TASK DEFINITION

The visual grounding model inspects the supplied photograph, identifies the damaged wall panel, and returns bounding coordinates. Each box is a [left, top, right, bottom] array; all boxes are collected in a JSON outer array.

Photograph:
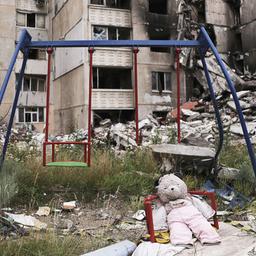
[[213, 26, 239, 53], [205, 0, 236, 27], [240, 0, 256, 25]]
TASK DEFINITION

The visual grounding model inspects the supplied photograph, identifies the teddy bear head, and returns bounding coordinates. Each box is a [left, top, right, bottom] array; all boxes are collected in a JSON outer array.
[[156, 174, 188, 203]]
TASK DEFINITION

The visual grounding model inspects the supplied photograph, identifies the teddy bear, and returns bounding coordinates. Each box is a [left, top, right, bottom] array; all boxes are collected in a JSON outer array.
[[156, 174, 221, 246]]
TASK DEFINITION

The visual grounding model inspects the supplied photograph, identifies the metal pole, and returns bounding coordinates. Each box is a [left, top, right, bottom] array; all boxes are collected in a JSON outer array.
[[133, 48, 140, 145], [200, 26, 256, 177], [87, 48, 94, 167], [199, 51, 224, 173], [176, 48, 181, 144], [0, 30, 31, 104], [45, 48, 53, 142], [0, 48, 30, 169]]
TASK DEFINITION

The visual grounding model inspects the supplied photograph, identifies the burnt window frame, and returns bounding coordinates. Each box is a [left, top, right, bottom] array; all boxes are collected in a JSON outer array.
[[93, 67, 133, 90], [92, 25, 131, 40], [148, 0, 168, 15], [90, 0, 130, 9], [152, 71, 172, 93]]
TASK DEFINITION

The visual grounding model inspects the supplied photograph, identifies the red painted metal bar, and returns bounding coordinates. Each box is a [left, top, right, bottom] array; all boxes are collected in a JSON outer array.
[[190, 191, 219, 229], [43, 48, 53, 166], [44, 141, 88, 145], [51, 143, 55, 162], [88, 48, 94, 167], [133, 48, 140, 145], [176, 48, 181, 144], [84, 144, 87, 163], [144, 195, 158, 242]]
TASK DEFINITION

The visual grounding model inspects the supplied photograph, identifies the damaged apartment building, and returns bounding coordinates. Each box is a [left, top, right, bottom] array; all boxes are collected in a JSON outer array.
[[0, 0, 255, 133], [0, 0, 48, 131], [51, 0, 184, 133]]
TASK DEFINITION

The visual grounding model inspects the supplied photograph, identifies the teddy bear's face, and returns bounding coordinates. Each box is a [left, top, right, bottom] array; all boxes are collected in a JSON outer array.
[[157, 174, 187, 203]]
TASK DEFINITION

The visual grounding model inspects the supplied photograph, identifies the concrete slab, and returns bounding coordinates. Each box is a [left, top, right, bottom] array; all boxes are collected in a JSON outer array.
[[151, 144, 215, 158], [179, 222, 256, 256]]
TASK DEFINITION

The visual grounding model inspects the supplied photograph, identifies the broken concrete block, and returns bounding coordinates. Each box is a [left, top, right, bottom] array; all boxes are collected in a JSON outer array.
[[230, 122, 256, 135], [227, 100, 250, 111], [151, 144, 215, 158], [218, 167, 241, 180], [99, 119, 112, 127]]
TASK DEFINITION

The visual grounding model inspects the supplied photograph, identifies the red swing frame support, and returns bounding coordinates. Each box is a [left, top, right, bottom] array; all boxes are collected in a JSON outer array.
[[43, 48, 93, 167]]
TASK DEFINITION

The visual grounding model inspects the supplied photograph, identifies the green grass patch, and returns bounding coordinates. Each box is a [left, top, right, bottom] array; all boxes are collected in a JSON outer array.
[[0, 234, 84, 256], [10, 148, 158, 207]]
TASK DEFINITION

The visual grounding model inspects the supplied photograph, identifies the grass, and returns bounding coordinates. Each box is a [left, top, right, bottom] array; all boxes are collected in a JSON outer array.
[[0, 234, 84, 256], [9, 147, 159, 208], [219, 142, 256, 196]]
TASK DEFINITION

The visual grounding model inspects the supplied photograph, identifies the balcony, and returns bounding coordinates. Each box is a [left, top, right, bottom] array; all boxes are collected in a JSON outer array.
[[92, 89, 134, 109], [18, 91, 46, 107], [16, 27, 48, 41], [15, 59, 47, 75], [89, 5, 131, 27], [93, 48, 132, 67]]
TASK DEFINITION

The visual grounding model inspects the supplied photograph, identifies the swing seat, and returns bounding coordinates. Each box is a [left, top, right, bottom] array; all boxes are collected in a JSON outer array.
[[46, 161, 88, 168], [43, 141, 89, 168]]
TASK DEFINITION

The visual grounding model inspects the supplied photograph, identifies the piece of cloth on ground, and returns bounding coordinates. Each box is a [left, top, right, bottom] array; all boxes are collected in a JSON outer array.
[[132, 242, 185, 256]]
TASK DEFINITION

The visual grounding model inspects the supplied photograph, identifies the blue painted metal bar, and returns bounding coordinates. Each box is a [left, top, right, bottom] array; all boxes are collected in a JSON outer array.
[[199, 26, 256, 177], [29, 39, 201, 48], [0, 29, 31, 104], [0, 48, 30, 169], [199, 51, 224, 172]]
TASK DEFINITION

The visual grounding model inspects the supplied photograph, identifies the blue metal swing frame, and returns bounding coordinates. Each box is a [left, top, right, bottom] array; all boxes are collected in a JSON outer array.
[[0, 27, 256, 177]]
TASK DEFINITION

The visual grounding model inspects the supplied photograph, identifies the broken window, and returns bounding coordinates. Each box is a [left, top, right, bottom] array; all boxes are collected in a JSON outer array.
[[18, 107, 45, 123], [18, 75, 46, 92], [150, 33, 170, 53], [152, 72, 171, 93], [28, 49, 46, 60], [94, 110, 134, 126], [93, 67, 132, 89], [27, 13, 36, 27], [90, 0, 130, 9], [91, 0, 104, 4], [93, 26, 130, 40], [16, 12, 46, 29], [149, 0, 167, 14]]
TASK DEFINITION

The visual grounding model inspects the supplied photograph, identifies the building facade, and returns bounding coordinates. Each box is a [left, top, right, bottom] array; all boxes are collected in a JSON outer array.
[[1, 0, 255, 134], [50, 0, 185, 134], [0, 0, 49, 131]]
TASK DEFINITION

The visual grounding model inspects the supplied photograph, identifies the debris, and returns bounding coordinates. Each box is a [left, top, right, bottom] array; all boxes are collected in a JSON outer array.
[[62, 201, 77, 210], [35, 206, 51, 216], [132, 242, 185, 256], [217, 166, 241, 180], [132, 210, 146, 221], [5, 213, 47, 230], [81, 240, 137, 256]]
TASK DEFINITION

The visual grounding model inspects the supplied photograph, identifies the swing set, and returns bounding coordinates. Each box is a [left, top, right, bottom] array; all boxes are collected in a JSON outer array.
[[0, 27, 256, 176]]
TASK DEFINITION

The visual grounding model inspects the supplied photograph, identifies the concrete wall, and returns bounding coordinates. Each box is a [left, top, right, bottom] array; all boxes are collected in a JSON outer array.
[[0, 0, 16, 122], [131, 0, 185, 118], [240, 0, 256, 74]]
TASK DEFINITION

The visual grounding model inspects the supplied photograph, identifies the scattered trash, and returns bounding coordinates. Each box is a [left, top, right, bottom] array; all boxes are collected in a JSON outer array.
[[81, 240, 136, 256], [62, 201, 77, 210], [132, 242, 184, 256], [132, 210, 146, 221], [5, 213, 47, 230], [35, 206, 51, 216]]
